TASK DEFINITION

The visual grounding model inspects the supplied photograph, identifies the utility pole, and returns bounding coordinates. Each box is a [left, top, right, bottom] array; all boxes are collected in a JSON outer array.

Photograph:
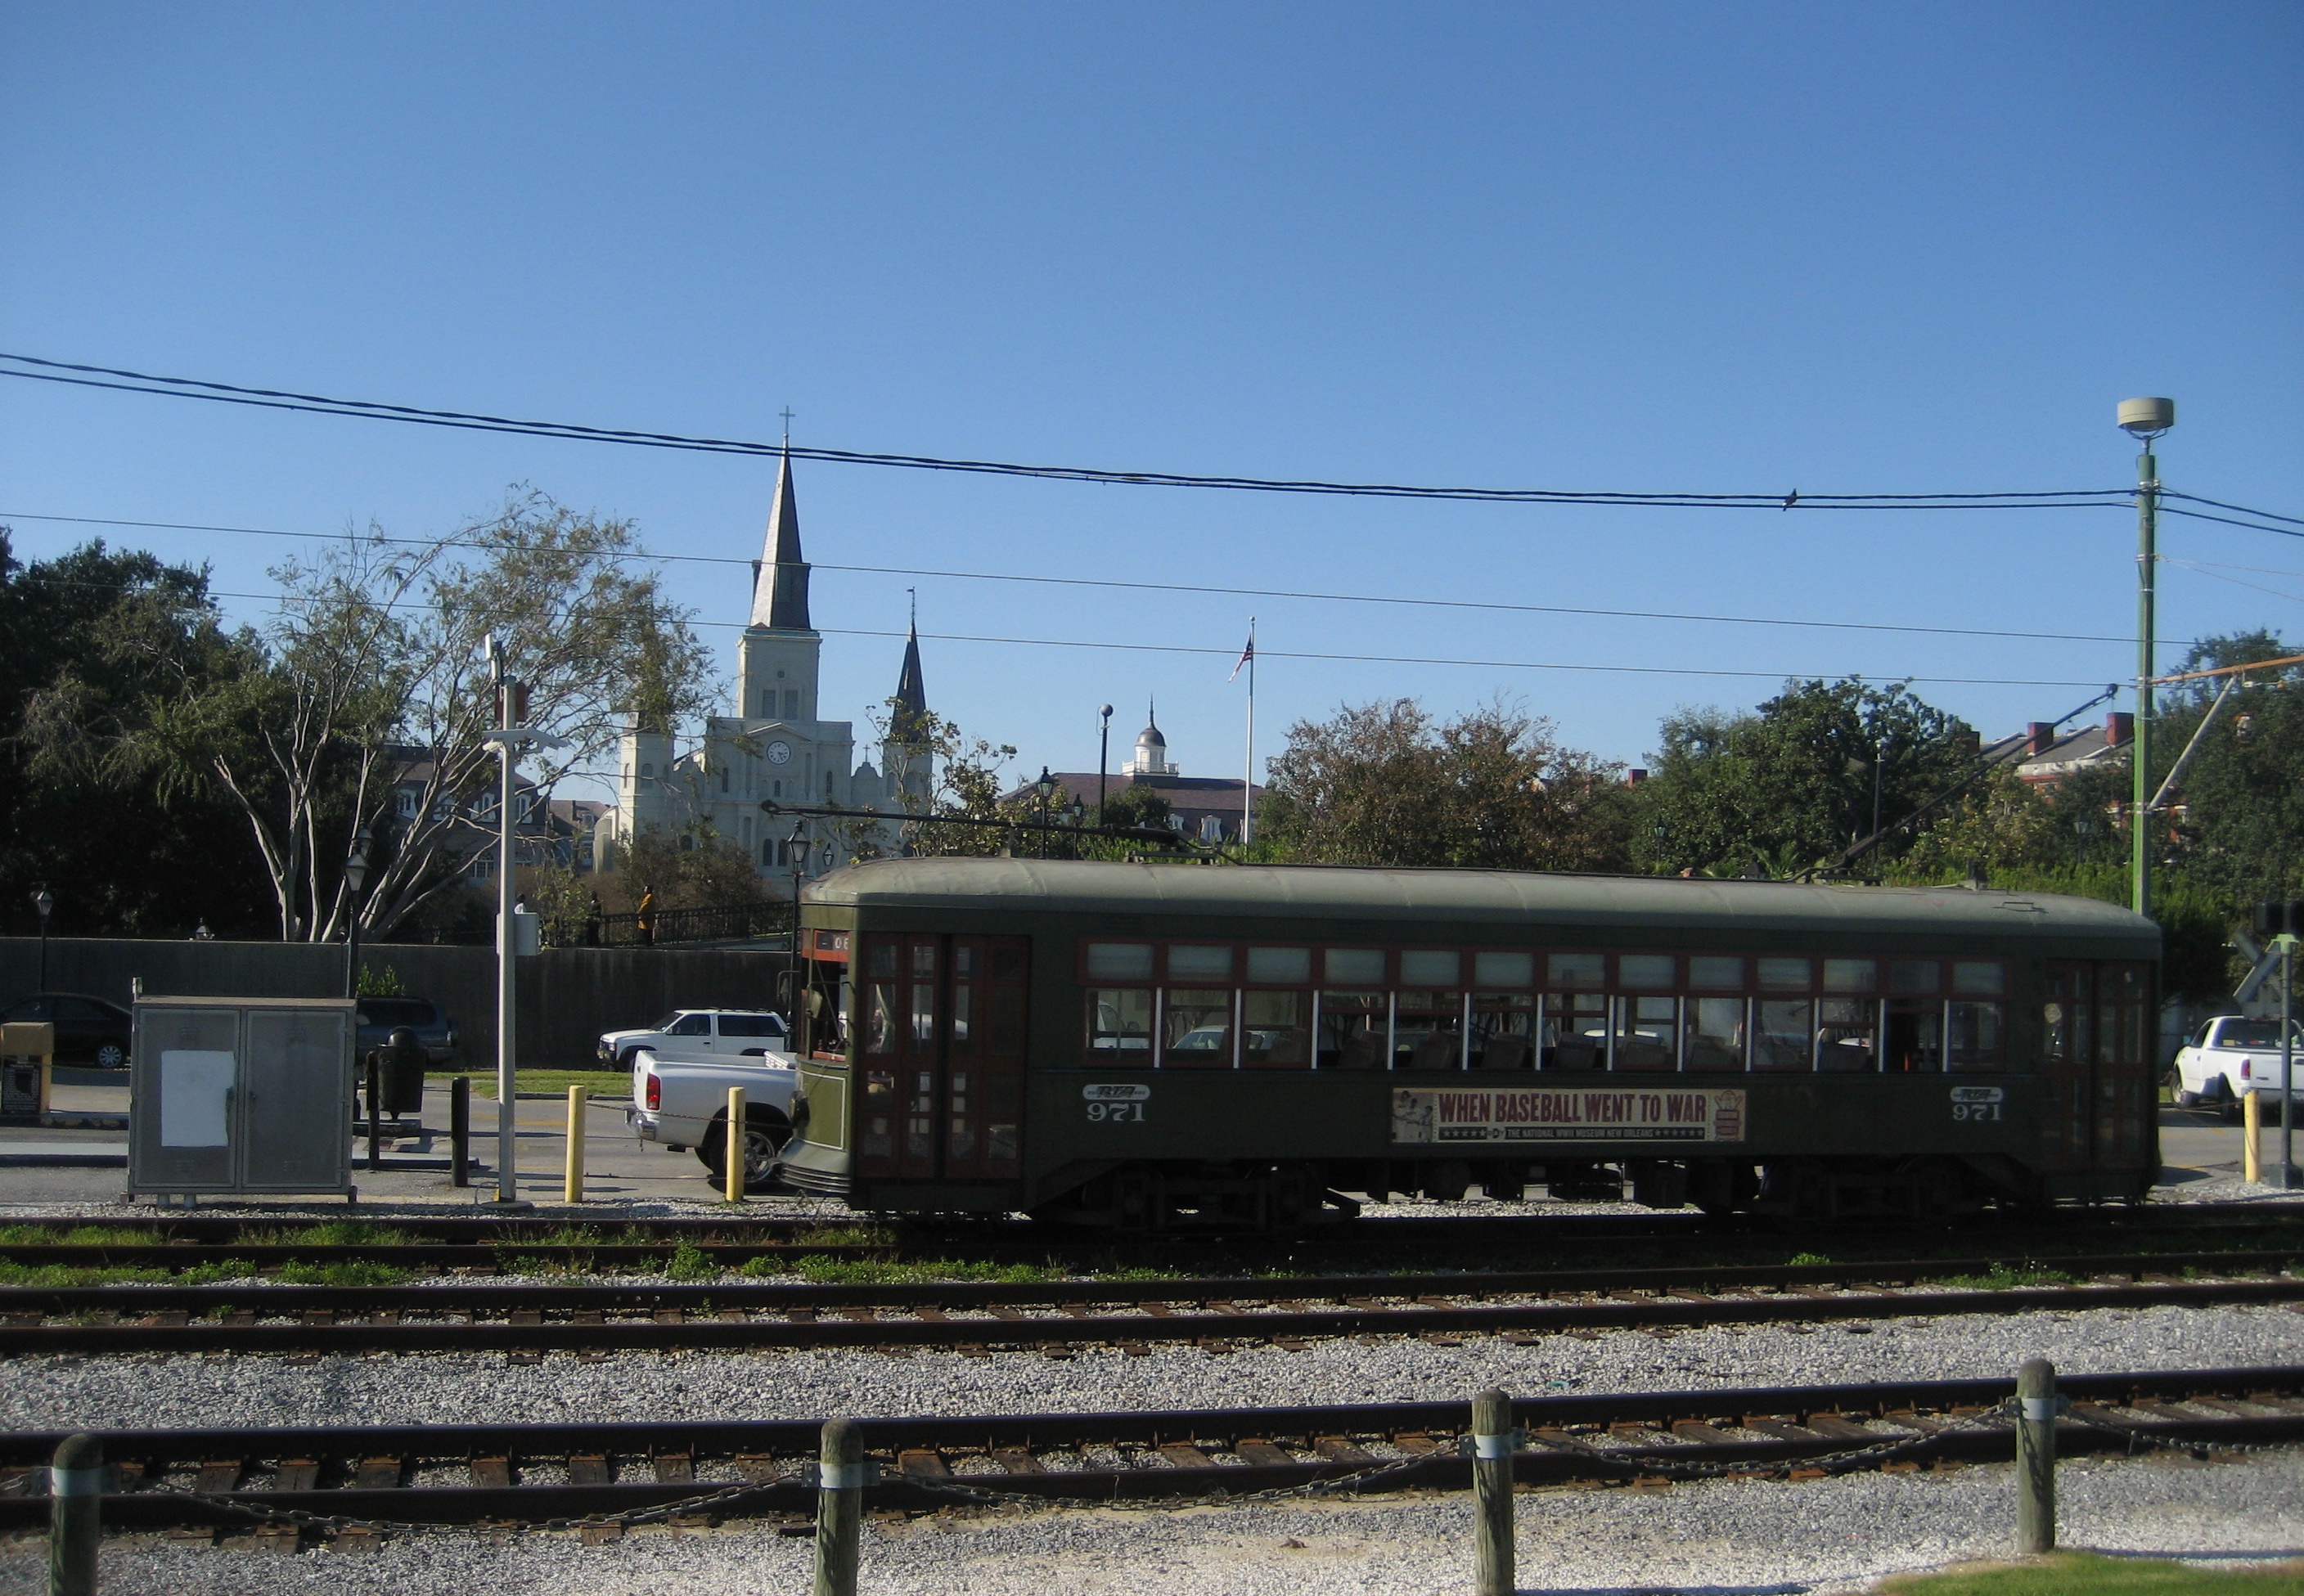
[[480, 640, 563, 1207], [2118, 398, 2175, 916]]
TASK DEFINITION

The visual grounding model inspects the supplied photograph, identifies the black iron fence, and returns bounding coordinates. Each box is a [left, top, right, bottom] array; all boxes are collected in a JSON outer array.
[[551, 901, 794, 949]]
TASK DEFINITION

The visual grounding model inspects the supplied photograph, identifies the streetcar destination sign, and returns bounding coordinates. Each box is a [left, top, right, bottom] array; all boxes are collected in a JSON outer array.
[[1390, 1086, 1747, 1144]]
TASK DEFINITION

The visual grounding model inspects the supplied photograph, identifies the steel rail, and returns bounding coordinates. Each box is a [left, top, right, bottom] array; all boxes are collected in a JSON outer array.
[[0, 1256, 2296, 1356], [0, 1367, 2297, 1530], [7, 1202, 2297, 1246]]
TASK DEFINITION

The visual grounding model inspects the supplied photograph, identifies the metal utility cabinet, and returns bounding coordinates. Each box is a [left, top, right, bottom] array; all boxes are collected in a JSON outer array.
[[130, 996, 357, 1200]]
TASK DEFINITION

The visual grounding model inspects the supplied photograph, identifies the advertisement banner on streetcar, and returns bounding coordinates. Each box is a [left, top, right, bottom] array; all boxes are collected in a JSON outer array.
[[1390, 1086, 1746, 1144]]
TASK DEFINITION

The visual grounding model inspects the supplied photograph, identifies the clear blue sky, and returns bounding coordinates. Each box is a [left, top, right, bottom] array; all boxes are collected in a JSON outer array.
[[3, 2, 2298, 803]]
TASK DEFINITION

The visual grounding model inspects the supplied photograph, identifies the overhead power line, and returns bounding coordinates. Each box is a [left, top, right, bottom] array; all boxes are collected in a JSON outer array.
[[0, 351, 2134, 510], [0, 509, 2185, 650], [7, 566, 2114, 691]]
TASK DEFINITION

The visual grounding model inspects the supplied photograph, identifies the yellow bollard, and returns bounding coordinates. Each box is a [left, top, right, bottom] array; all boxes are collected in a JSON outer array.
[[724, 1086, 747, 1203], [2244, 1088, 2262, 1185], [563, 1085, 588, 1204]]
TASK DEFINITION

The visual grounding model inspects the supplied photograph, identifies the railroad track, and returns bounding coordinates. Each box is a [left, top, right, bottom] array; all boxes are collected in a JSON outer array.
[[2, 1367, 2299, 1533], [2, 1251, 2297, 1357], [6, 1205, 2302, 1275]]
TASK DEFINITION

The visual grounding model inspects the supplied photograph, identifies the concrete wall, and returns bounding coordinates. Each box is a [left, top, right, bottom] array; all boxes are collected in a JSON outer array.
[[0, 937, 785, 1069]]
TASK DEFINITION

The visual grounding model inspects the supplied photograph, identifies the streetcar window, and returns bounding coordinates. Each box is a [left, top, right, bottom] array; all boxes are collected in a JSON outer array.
[[1087, 942, 1154, 980], [1685, 998, 1745, 1070], [1473, 951, 1533, 988], [1689, 956, 1743, 991], [1822, 959, 1877, 993], [1246, 946, 1312, 984], [866, 942, 898, 979], [1163, 990, 1234, 1068], [1471, 994, 1535, 1070], [1613, 996, 1678, 1069], [864, 985, 898, 1054], [1241, 991, 1310, 1067], [1947, 1001, 2005, 1071], [1753, 1000, 1814, 1070], [1541, 992, 1608, 1069], [1882, 997, 1942, 1070], [860, 1071, 894, 1157], [1400, 950, 1460, 987], [909, 982, 936, 1045], [1325, 947, 1386, 984], [1952, 961, 2005, 996], [1547, 952, 1605, 989], [1085, 989, 1153, 1059], [1818, 999, 1878, 1070], [1318, 991, 1388, 1069], [1168, 944, 1233, 980], [1396, 989, 1465, 1069], [1888, 960, 1941, 996], [1757, 957, 1811, 991], [911, 944, 938, 978], [1618, 955, 1675, 990]]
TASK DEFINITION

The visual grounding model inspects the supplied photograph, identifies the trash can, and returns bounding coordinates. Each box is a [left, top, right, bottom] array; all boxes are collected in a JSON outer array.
[[376, 1028, 429, 1118]]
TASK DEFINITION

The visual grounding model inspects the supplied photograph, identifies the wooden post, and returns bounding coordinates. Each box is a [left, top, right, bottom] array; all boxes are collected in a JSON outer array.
[[47, 1432, 101, 1596], [449, 1076, 470, 1188], [1472, 1387, 1514, 1596], [2244, 1088, 2262, 1185], [723, 1086, 746, 1204], [2016, 1357, 2057, 1555], [812, 1417, 863, 1596], [562, 1085, 587, 1204]]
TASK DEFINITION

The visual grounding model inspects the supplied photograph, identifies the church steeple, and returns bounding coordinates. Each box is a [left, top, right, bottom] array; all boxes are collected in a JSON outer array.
[[749, 446, 812, 630], [892, 592, 928, 732]]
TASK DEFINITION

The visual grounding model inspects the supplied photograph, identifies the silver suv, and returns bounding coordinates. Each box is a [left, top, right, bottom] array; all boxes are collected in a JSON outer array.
[[597, 1009, 788, 1069]]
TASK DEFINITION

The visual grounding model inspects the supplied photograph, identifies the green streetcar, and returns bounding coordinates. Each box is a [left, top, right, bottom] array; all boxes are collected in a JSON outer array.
[[775, 858, 2160, 1233]]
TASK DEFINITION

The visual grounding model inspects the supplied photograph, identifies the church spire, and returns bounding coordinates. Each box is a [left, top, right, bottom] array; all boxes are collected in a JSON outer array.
[[749, 444, 812, 630], [892, 590, 928, 731]]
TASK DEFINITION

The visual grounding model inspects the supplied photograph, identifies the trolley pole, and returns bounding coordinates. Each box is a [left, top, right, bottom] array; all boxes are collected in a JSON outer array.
[[2132, 442, 2158, 917], [2117, 398, 2174, 916]]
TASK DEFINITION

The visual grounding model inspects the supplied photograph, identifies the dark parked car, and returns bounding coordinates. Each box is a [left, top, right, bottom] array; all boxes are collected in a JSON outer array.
[[0, 994, 133, 1068], [354, 997, 459, 1067]]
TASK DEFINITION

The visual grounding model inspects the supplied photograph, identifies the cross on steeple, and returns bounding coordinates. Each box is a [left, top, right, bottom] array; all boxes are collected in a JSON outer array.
[[779, 407, 795, 445]]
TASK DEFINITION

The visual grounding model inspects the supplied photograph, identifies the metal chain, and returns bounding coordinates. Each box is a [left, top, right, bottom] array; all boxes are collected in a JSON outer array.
[[117, 1471, 804, 1539], [2059, 1405, 2304, 1461]]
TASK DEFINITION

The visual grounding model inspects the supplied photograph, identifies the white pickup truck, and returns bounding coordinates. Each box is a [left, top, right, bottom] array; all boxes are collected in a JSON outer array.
[[624, 1042, 799, 1194], [2171, 1014, 2301, 1119]]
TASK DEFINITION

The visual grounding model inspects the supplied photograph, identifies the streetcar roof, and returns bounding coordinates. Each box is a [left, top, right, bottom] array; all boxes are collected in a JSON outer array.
[[806, 858, 2158, 947]]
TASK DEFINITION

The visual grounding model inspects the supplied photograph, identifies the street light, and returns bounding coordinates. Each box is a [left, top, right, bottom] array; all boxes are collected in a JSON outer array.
[[1097, 705, 1114, 826], [343, 827, 372, 1000], [2118, 397, 2176, 917], [32, 890, 52, 991], [1034, 767, 1059, 858]]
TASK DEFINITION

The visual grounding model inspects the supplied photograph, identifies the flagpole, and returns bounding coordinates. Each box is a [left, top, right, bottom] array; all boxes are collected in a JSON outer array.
[[1241, 618, 1256, 848]]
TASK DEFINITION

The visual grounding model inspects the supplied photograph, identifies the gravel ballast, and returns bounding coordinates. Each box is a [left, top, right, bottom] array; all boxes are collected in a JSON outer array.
[[2, 1450, 2298, 1595], [3, 1302, 2300, 1431]]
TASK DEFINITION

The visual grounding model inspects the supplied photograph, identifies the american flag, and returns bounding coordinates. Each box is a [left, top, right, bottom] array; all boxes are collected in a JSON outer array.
[[1228, 628, 1255, 682]]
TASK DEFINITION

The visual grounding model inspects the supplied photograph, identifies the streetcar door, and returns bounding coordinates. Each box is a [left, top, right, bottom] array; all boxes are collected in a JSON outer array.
[[854, 934, 1028, 1185], [2040, 963, 2097, 1185]]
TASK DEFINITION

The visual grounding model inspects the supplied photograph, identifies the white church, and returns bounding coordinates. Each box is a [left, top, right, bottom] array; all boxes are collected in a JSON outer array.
[[599, 447, 931, 892]]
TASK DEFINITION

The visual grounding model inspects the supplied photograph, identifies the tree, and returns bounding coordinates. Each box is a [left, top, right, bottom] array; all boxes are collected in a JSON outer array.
[[1259, 698, 1630, 870], [28, 491, 714, 941], [824, 703, 1025, 861], [1629, 678, 1976, 878], [2, 532, 278, 937]]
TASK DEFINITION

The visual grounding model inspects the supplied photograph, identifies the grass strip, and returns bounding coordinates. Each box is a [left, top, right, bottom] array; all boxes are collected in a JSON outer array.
[[1874, 1552, 2304, 1593]]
